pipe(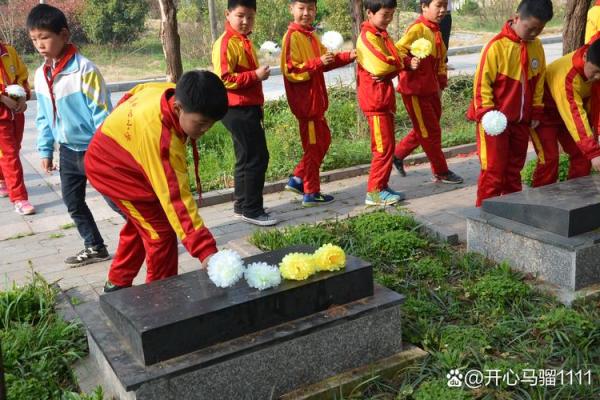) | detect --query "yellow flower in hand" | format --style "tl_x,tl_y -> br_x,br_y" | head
279,253 -> 315,281
411,38 -> 433,59
313,243 -> 346,272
